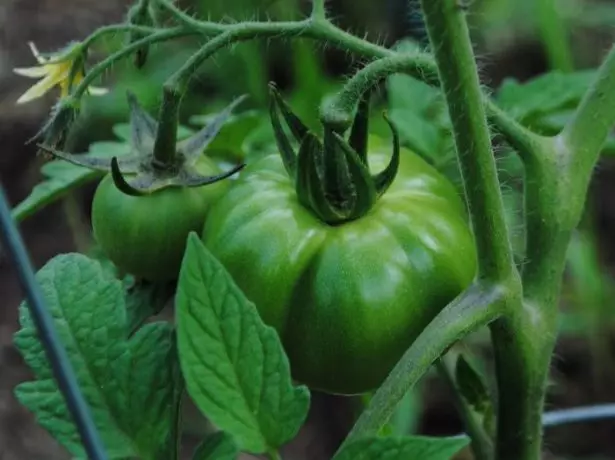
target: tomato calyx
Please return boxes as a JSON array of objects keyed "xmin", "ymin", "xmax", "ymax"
[
  {"xmin": 38, "ymin": 92, "xmax": 247, "ymax": 196},
  {"xmin": 269, "ymin": 83, "xmax": 400, "ymax": 225}
]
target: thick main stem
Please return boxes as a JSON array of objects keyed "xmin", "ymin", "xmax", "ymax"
[
  {"xmin": 419, "ymin": 0, "xmax": 515, "ymax": 280},
  {"xmin": 490, "ymin": 137, "xmax": 567, "ymax": 459}
]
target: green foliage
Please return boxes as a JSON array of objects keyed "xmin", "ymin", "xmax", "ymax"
[
  {"xmin": 11, "ymin": 141, "xmax": 127, "ymax": 222},
  {"xmin": 495, "ymin": 70, "xmax": 594, "ymax": 124},
  {"xmin": 192, "ymin": 431, "xmax": 239, "ymax": 460},
  {"xmin": 455, "ymin": 355, "xmax": 495, "ymax": 438},
  {"xmin": 12, "ymin": 109, "xmax": 262, "ymax": 223},
  {"xmin": 175, "ymin": 234, "xmax": 310, "ymax": 454},
  {"xmin": 14, "ymin": 254, "xmax": 182, "ymax": 459},
  {"xmin": 332, "ymin": 435, "xmax": 469, "ymax": 460},
  {"xmin": 123, "ymin": 278, "xmax": 175, "ymax": 334}
]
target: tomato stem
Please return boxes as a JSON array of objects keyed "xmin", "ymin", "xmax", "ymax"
[
  {"xmin": 535, "ymin": 0, "xmax": 574, "ymax": 73},
  {"xmin": 73, "ymin": 27, "xmax": 198, "ymax": 99},
  {"xmin": 152, "ymin": 84, "xmax": 181, "ymax": 166},
  {"xmin": 310, "ymin": 0, "xmax": 327, "ymax": 21},
  {"xmin": 340, "ymin": 282, "xmax": 504, "ymax": 449},
  {"xmin": 561, "ymin": 44, "xmax": 615, "ymax": 192},
  {"xmin": 419, "ymin": 0, "xmax": 515, "ymax": 281}
]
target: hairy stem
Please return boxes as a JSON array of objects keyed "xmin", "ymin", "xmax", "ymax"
[
  {"xmin": 74, "ymin": 27, "xmax": 197, "ymax": 99},
  {"xmin": 340, "ymin": 282, "xmax": 504, "ymax": 449},
  {"xmin": 166, "ymin": 21, "xmax": 312, "ymax": 92},
  {"xmin": 81, "ymin": 24, "xmax": 159, "ymax": 50},
  {"xmin": 491, "ymin": 99, "xmax": 564, "ymax": 460},
  {"xmin": 311, "ymin": 0, "xmax": 327, "ymax": 20},
  {"xmin": 152, "ymin": 84, "xmax": 181, "ymax": 165},
  {"xmin": 536, "ymin": 0, "xmax": 574, "ymax": 72},
  {"xmin": 419, "ymin": 0, "xmax": 515, "ymax": 281},
  {"xmin": 562, "ymin": 43, "xmax": 615, "ymax": 196},
  {"xmin": 321, "ymin": 53, "xmax": 542, "ymax": 165},
  {"xmin": 157, "ymin": 0, "xmax": 226, "ymax": 33},
  {"xmin": 320, "ymin": 53, "xmax": 438, "ymax": 130},
  {"xmin": 489, "ymin": 310, "xmax": 557, "ymax": 460}
]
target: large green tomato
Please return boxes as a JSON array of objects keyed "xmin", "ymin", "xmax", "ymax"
[
  {"xmin": 92, "ymin": 156, "xmax": 229, "ymax": 282},
  {"xmin": 202, "ymin": 138, "xmax": 478, "ymax": 395}
]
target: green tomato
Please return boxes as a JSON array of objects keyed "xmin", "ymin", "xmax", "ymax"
[
  {"xmin": 92, "ymin": 156, "xmax": 229, "ymax": 282},
  {"xmin": 202, "ymin": 137, "xmax": 478, "ymax": 395}
]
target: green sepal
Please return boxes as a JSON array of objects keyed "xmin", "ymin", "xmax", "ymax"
[
  {"xmin": 348, "ymin": 90, "xmax": 371, "ymax": 165},
  {"xmin": 322, "ymin": 127, "xmax": 354, "ymax": 211},
  {"xmin": 268, "ymin": 87, "xmax": 400, "ymax": 225},
  {"xmin": 295, "ymin": 130, "xmax": 378, "ymax": 225},
  {"xmin": 110, "ymin": 157, "xmax": 245, "ymax": 196},
  {"xmin": 295, "ymin": 132, "xmax": 342, "ymax": 223},
  {"xmin": 28, "ymin": 97, "xmax": 79, "ymax": 150},
  {"xmin": 269, "ymin": 83, "xmax": 309, "ymax": 142},
  {"xmin": 329, "ymin": 131, "xmax": 378, "ymax": 221},
  {"xmin": 41, "ymin": 92, "xmax": 246, "ymax": 195},
  {"xmin": 67, "ymin": 51, "xmax": 87, "ymax": 97},
  {"xmin": 177, "ymin": 95, "xmax": 247, "ymax": 161},
  {"xmin": 110, "ymin": 157, "xmax": 147, "ymax": 196},
  {"xmin": 269, "ymin": 84, "xmax": 300, "ymax": 176},
  {"xmin": 372, "ymin": 113, "xmax": 401, "ymax": 197},
  {"xmin": 127, "ymin": 91, "xmax": 157, "ymax": 155},
  {"xmin": 38, "ymin": 144, "xmax": 141, "ymax": 173}
]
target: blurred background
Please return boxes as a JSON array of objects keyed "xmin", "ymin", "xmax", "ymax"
[{"xmin": 2, "ymin": 0, "xmax": 615, "ymax": 458}]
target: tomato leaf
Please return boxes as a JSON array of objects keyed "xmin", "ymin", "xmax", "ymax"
[
  {"xmin": 495, "ymin": 70, "xmax": 595, "ymax": 123},
  {"xmin": 332, "ymin": 435, "xmax": 469, "ymax": 460},
  {"xmin": 454, "ymin": 354, "xmax": 496, "ymax": 439},
  {"xmin": 176, "ymin": 234, "xmax": 310, "ymax": 453},
  {"xmin": 192, "ymin": 431, "xmax": 239, "ymax": 460},
  {"xmin": 13, "ymin": 254, "xmax": 182, "ymax": 459},
  {"xmin": 12, "ymin": 141, "xmax": 129, "ymax": 222},
  {"xmin": 123, "ymin": 278, "xmax": 175, "ymax": 335}
]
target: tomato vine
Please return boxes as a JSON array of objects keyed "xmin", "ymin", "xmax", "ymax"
[{"xmin": 8, "ymin": 0, "xmax": 615, "ymax": 459}]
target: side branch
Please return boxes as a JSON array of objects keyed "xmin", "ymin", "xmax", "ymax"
[
  {"xmin": 562, "ymin": 43, "xmax": 615, "ymax": 183},
  {"xmin": 311, "ymin": 0, "xmax": 327, "ymax": 20},
  {"xmin": 74, "ymin": 27, "xmax": 198, "ymax": 98},
  {"xmin": 340, "ymin": 282, "xmax": 505, "ymax": 449},
  {"xmin": 320, "ymin": 54, "xmax": 439, "ymax": 129}
]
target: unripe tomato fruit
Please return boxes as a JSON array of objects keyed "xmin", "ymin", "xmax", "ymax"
[
  {"xmin": 202, "ymin": 137, "xmax": 478, "ymax": 395},
  {"xmin": 92, "ymin": 156, "xmax": 229, "ymax": 281}
]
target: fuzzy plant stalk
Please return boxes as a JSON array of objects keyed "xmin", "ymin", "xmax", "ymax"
[
  {"xmin": 419, "ymin": 2, "xmax": 615, "ymax": 459},
  {"xmin": 19, "ymin": 0, "xmax": 615, "ymax": 457}
]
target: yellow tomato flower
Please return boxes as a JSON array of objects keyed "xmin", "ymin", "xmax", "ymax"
[{"xmin": 14, "ymin": 42, "xmax": 108, "ymax": 104}]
